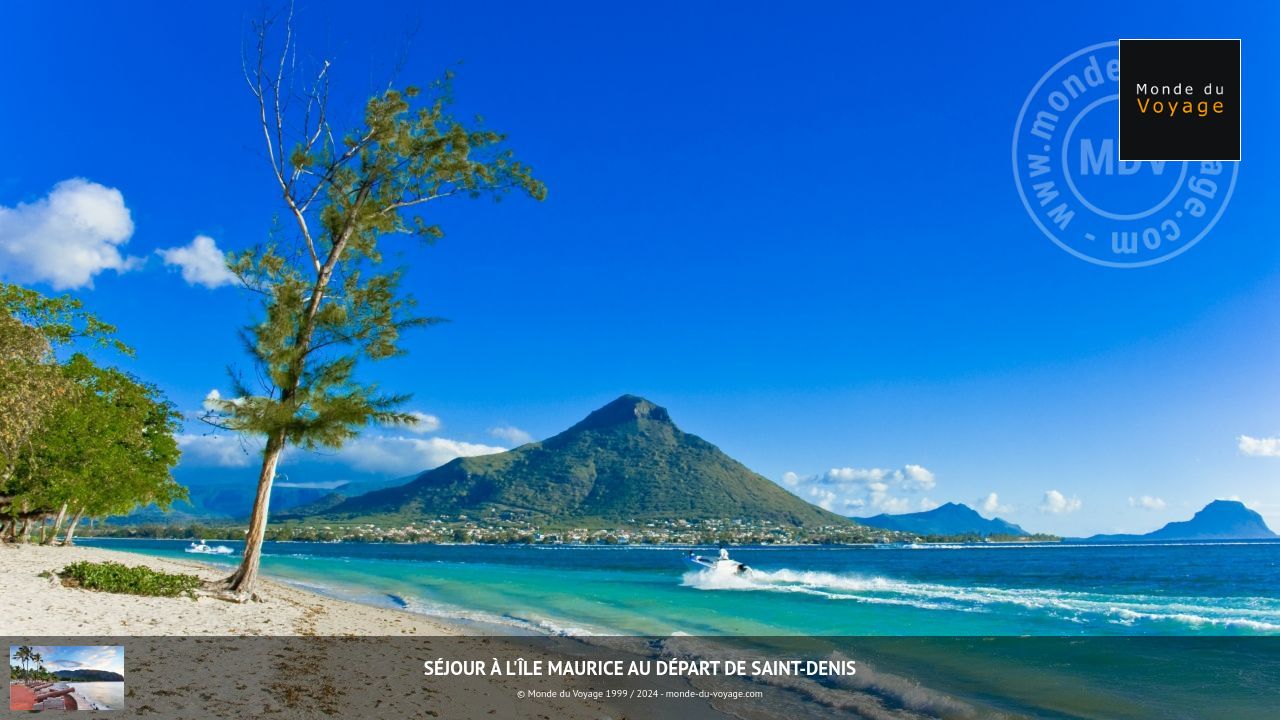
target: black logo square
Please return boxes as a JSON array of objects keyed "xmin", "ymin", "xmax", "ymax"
[{"xmin": 1119, "ymin": 39, "xmax": 1240, "ymax": 161}]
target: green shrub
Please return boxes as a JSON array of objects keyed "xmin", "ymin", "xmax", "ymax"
[{"xmin": 58, "ymin": 561, "xmax": 201, "ymax": 598}]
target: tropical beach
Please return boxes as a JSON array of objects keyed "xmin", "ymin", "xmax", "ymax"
[
  {"xmin": 8, "ymin": 644, "xmax": 123, "ymax": 711},
  {"xmin": 9, "ymin": 680, "xmax": 122, "ymax": 712},
  {"xmin": 3, "ymin": 1, "xmax": 1279, "ymax": 718},
  {"xmin": 1, "ymin": 544, "xmax": 458, "ymax": 637}
]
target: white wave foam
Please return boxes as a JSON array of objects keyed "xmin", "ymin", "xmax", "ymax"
[{"xmin": 681, "ymin": 567, "xmax": 1280, "ymax": 633}]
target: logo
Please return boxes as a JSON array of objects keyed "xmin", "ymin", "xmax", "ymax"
[
  {"xmin": 1012, "ymin": 42, "xmax": 1237, "ymax": 268},
  {"xmin": 1119, "ymin": 39, "xmax": 1240, "ymax": 161}
]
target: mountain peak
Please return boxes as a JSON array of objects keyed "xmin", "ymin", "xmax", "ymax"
[
  {"xmin": 315, "ymin": 394, "xmax": 847, "ymax": 527},
  {"xmin": 570, "ymin": 394, "xmax": 672, "ymax": 431},
  {"xmin": 1086, "ymin": 499, "xmax": 1276, "ymax": 542}
]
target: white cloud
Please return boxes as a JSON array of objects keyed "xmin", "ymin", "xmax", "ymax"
[
  {"xmin": 1128, "ymin": 495, "xmax": 1167, "ymax": 510},
  {"xmin": 324, "ymin": 435, "xmax": 506, "ymax": 475},
  {"xmin": 782, "ymin": 464, "xmax": 938, "ymax": 515},
  {"xmin": 157, "ymin": 234, "xmax": 235, "ymax": 288},
  {"xmin": 177, "ymin": 429, "xmax": 506, "ymax": 477},
  {"xmin": 978, "ymin": 492, "xmax": 1011, "ymax": 515},
  {"xmin": 404, "ymin": 411, "xmax": 442, "ymax": 434},
  {"xmin": 1040, "ymin": 490, "xmax": 1082, "ymax": 514},
  {"xmin": 1239, "ymin": 435, "xmax": 1280, "ymax": 457},
  {"xmin": 177, "ymin": 433, "xmax": 263, "ymax": 468},
  {"xmin": 488, "ymin": 425, "xmax": 534, "ymax": 445},
  {"xmin": 0, "ymin": 178, "xmax": 138, "ymax": 289},
  {"xmin": 201, "ymin": 388, "xmax": 246, "ymax": 412},
  {"xmin": 202, "ymin": 389, "xmax": 224, "ymax": 412}
]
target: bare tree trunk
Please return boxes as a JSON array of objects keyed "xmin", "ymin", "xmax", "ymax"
[
  {"xmin": 43, "ymin": 503, "xmax": 68, "ymax": 545},
  {"xmin": 224, "ymin": 430, "xmax": 286, "ymax": 597},
  {"xmin": 63, "ymin": 508, "xmax": 86, "ymax": 546},
  {"xmin": 19, "ymin": 517, "xmax": 31, "ymax": 543}
]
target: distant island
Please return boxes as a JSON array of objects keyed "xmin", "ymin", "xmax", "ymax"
[
  {"xmin": 1083, "ymin": 500, "xmax": 1277, "ymax": 542},
  {"xmin": 52, "ymin": 669, "xmax": 124, "ymax": 682},
  {"xmin": 857, "ymin": 502, "xmax": 1030, "ymax": 538}
]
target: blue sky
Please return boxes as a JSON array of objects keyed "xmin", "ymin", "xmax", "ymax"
[
  {"xmin": 9, "ymin": 646, "xmax": 124, "ymax": 676},
  {"xmin": 2, "ymin": 1, "xmax": 1278, "ymax": 535}
]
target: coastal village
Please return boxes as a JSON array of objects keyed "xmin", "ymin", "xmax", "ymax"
[{"xmin": 85, "ymin": 513, "xmax": 1058, "ymax": 546}]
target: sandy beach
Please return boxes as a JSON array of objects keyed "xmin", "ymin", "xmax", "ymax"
[
  {"xmin": 0, "ymin": 542, "xmax": 462, "ymax": 636},
  {"xmin": 1, "ymin": 543, "xmax": 666, "ymax": 719}
]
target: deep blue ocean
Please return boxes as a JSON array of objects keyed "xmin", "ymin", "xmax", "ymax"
[{"xmin": 80, "ymin": 538, "xmax": 1280, "ymax": 636}]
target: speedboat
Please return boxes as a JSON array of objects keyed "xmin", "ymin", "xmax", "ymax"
[
  {"xmin": 684, "ymin": 548, "xmax": 751, "ymax": 576},
  {"xmin": 185, "ymin": 539, "xmax": 234, "ymax": 555}
]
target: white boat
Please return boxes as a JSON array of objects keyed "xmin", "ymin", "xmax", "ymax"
[
  {"xmin": 684, "ymin": 548, "xmax": 752, "ymax": 576},
  {"xmin": 185, "ymin": 539, "xmax": 234, "ymax": 555}
]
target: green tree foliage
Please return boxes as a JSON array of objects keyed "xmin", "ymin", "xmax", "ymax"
[
  {"xmin": 204, "ymin": 11, "xmax": 544, "ymax": 596},
  {"xmin": 0, "ymin": 283, "xmax": 132, "ymax": 354},
  {"xmin": 0, "ymin": 283, "xmax": 183, "ymax": 543},
  {"xmin": 23, "ymin": 356, "xmax": 185, "ymax": 543},
  {"xmin": 0, "ymin": 281, "xmax": 131, "ymax": 493},
  {"xmin": 0, "ymin": 313, "xmax": 65, "ymax": 484}
]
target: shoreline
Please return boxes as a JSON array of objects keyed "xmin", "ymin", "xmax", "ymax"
[
  {"xmin": 1, "ymin": 543, "xmax": 721, "ymax": 719},
  {"xmin": 0, "ymin": 543, "xmax": 467, "ymax": 636}
]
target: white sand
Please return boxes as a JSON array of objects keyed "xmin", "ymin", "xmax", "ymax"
[
  {"xmin": 0, "ymin": 542, "xmax": 713, "ymax": 718},
  {"xmin": 0, "ymin": 542, "xmax": 461, "ymax": 636}
]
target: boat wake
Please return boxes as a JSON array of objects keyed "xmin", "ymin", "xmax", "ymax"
[{"xmin": 682, "ymin": 567, "xmax": 1280, "ymax": 633}]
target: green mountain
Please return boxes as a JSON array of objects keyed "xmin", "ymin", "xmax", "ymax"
[{"xmin": 303, "ymin": 395, "xmax": 849, "ymax": 527}]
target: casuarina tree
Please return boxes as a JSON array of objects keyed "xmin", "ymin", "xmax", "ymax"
[{"xmin": 203, "ymin": 7, "xmax": 544, "ymax": 597}]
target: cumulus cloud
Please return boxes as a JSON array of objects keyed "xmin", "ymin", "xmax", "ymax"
[
  {"xmin": 157, "ymin": 234, "xmax": 235, "ymax": 288},
  {"xmin": 0, "ymin": 178, "xmax": 138, "ymax": 289},
  {"xmin": 178, "ymin": 429, "xmax": 505, "ymax": 476},
  {"xmin": 324, "ymin": 435, "xmax": 505, "ymax": 475},
  {"xmin": 176, "ymin": 433, "xmax": 263, "ymax": 468},
  {"xmin": 201, "ymin": 388, "xmax": 247, "ymax": 413},
  {"xmin": 782, "ymin": 464, "xmax": 938, "ymax": 515},
  {"xmin": 402, "ymin": 411, "xmax": 442, "ymax": 434},
  {"xmin": 978, "ymin": 492, "xmax": 1012, "ymax": 515},
  {"xmin": 1238, "ymin": 435, "xmax": 1280, "ymax": 457},
  {"xmin": 1039, "ymin": 490, "xmax": 1082, "ymax": 514},
  {"xmin": 1129, "ymin": 495, "xmax": 1167, "ymax": 510},
  {"xmin": 488, "ymin": 425, "xmax": 534, "ymax": 445}
]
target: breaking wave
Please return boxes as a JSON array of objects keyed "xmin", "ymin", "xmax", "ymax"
[{"xmin": 682, "ymin": 568, "xmax": 1280, "ymax": 633}]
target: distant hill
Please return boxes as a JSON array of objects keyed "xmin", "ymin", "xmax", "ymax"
[
  {"xmin": 856, "ymin": 502, "xmax": 1029, "ymax": 537},
  {"xmin": 298, "ymin": 395, "xmax": 850, "ymax": 528},
  {"xmin": 53, "ymin": 669, "xmax": 123, "ymax": 682},
  {"xmin": 1085, "ymin": 500, "xmax": 1277, "ymax": 542},
  {"xmin": 117, "ymin": 475, "xmax": 412, "ymax": 523}
]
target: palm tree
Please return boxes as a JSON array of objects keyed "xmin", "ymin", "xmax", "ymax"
[{"xmin": 14, "ymin": 645, "xmax": 32, "ymax": 682}]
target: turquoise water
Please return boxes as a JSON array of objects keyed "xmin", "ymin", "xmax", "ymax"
[{"xmin": 81, "ymin": 539, "xmax": 1280, "ymax": 636}]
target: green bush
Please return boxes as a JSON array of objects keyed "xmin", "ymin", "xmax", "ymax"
[{"xmin": 58, "ymin": 561, "xmax": 201, "ymax": 598}]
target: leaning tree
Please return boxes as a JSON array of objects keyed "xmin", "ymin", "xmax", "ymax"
[{"xmin": 203, "ymin": 9, "xmax": 544, "ymax": 597}]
